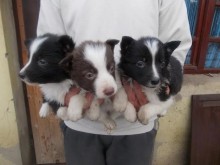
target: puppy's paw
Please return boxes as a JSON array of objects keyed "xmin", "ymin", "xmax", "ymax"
[
  {"xmin": 103, "ymin": 118, "xmax": 116, "ymax": 131},
  {"xmin": 137, "ymin": 105, "xmax": 150, "ymax": 125},
  {"xmin": 68, "ymin": 109, "xmax": 83, "ymax": 121},
  {"xmin": 57, "ymin": 107, "xmax": 68, "ymax": 120},
  {"xmin": 124, "ymin": 102, "xmax": 137, "ymax": 122},
  {"xmin": 67, "ymin": 95, "xmax": 84, "ymax": 121},
  {"xmin": 87, "ymin": 109, "xmax": 100, "ymax": 121},
  {"xmin": 113, "ymin": 88, "xmax": 128, "ymax": 112},
  {"xmin": 39, "ymin": 103, "xmax": 51, "ymax": 118},
  {"xmin": 87, "ymin": 101, "xmax": 100, "ymax": 120},
  {"xmin": 138, "ymin": 104, "xmax": 161, "ymax": 124}
]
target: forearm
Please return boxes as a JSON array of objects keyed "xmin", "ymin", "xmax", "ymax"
[
  {"xmin": 159, "ymin": 0, "xmax": 192, "ymax": 66},
  {"xmin": 37, "ymin": 0, "xmax": 66, "ymax": 36}
]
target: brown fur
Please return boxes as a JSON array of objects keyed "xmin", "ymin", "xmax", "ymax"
[{"xmin": 60, "ymin": 40, "xmax": 119, "ymax": 93}]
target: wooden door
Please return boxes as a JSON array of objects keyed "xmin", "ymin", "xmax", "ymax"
[
  {"xmin": 13, "ymin": 0, "xmax": 65, "ymax": 164},
  {"xmin": 190, "ymin": 94, "xmax": 220, "ymax": 165}
]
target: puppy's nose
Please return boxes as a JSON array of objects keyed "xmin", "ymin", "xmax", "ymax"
[
  {"xmin": 151, "ymin": 78, "xmax": 160, "ymax": 86},
  {"xmin": 103, "ymin": 87, "xmax": 115, "ymax": 96},
  {"xmin": 19, "ymin": 72, "xmax": 25, "ymax": 79}
]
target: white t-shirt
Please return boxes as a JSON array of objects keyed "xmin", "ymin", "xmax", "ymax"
[{"xmin": 37, "ymin": 0, "xmax": 192, "ymax": 135}]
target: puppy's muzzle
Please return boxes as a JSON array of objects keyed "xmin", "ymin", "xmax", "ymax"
[
  {"xmin": 19, "ymin": 72, "xmax": 26, "ymax": 79},
  {"xmin": 150, "ymin": 77, "xmax": 160, "ymax": 86},
  {"xmin": 103, "ymin": 87, "xmax": 115, "ymax": 96}
]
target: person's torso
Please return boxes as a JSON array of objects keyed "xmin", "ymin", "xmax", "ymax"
[
  {"xmin": 59, "ymin": 0, "xmax": 160, "ymax": 135},
  {"xmin": 60, "ymin": 0, "xmax": 160, "ymax": 44}
]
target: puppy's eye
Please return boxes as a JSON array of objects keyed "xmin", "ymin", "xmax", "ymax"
[
  {"xmin": 136, "ymin": 61, "xmax": 145, "ymax": 68},
  {"xmin": 85, "ymin": 72, "xmax": 96, "ymax": 80},
  {"xmin": 38, "ymin": 59, "xmax": 48, "ymax": 66},
  {"xmin": 160, "ymin": 61, "xmax": 166, "ymax": 68},
  {"xmin": 109, "ymin": 65, "xmax": 115, "ymax": 73}
]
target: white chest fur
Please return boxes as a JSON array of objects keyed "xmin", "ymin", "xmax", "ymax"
[
  {"xmin": 136, "ymin": 86, "xmax": 174, "ymax": 124},
  {"xmin": 39, "ymin": 79, "xmax": 73, "ymax": 105},
  {"xmin": 142, "ymin": 87, "xmax": 161, "ymax": 104}
]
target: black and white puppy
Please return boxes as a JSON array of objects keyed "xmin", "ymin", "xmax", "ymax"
[
  {"xmin": 19, "ymin": 33, "xmax": 75, "ymax": 119},
  {"xmin": 119, "ymin": 36, "xmax": 182, "ymax": 124},
  {"xmin": 60, "ymin": 40, "xmax": 120, "ymax": 130}
]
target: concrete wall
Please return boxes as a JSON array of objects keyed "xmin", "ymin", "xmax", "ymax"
[
  {"xmin": 0, "ymin": 10, "xmax": 22, "ymax": 165},
  {"xmin": 153, "ymin": 74, "xmax": 220, "ymax": 165}
]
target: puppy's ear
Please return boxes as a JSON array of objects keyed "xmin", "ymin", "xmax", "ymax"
[
  {"xmin": 164, "ymin": 41, "xmax": 181, "ymax": 57},
  {"xmin": 24, "ymin": 39, "xmax": 33, "ymax": 49},
  {"xmin": 120, "ymin": 36, "xmax": 135, "ymax": 53},
  {"xmin": 59, "ymin": 54, "xmax": 73, "ymax": 73},
  {"xmin": 58, "ymin": 35, "xmax": 75, "ymax": 53},
  {"xmin": 106, "ymin": 39, "xmax": 119, "ymax": 51}
]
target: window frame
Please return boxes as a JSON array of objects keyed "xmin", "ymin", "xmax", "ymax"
[{"xmin": 185, "ymin": 0, "xmax": 220, "ymax": 74}]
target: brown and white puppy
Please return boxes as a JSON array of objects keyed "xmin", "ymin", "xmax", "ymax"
[{"xmin": 60, "ymin": 40, "xmax": 119, "ymax": 130}]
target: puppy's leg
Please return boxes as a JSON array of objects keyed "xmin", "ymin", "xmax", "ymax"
[
  {"xmin": 158, "ymin": 109, "xmax": 168, "ymax": 117},
  {"xmin": 67, "ymin": 95, "xmax": 85, "ymax": 121},
  {"xmin": 138, "ymin": 104, "xmax": 161, "ymax": 125},
  {"xmin": 157, "ymin": 97, "xmax": 173, "ymax": 117},
  {"xmin": 86, "ymin": 98, "xmax": 100, "ymax": 121},
  {"xmin": 138, "ymin": 98, "xmax": 173, "ymax": 125},
  {"xmin": 39, "ymin": 102, "xmax": 51, "ymax": 118},
  {"xmin": 124, "ymin": 102, "xmax": 137, "ymax": 122},
  {"xmin": 98, "ymin": 111, "xmax": 116, "ymax": 134},
  {"xmin": 113, "ymin": 87, "xmax": 128, "ymax": 112},
  {"xmin": 57, "ymin": 106, "xmax": 68, "ymax": 120},
  {"xmin": 98, "ymin": 99, "xmax": 117, "ymax": 133}
]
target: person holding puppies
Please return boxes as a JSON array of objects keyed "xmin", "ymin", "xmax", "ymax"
[{"xmin": 37, "ymin": 0, "xmax": 192, "ymax": 164}]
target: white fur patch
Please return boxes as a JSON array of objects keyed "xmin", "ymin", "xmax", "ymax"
[
  {"xmin": 137, "ymin": 87, "xmax": 174, "ymax": 124},
  {"xmin": 142, "ymin": 87, "xmax": 160, "ymax": 103},
  {"xmin": 98, "ymin": 110, "xmax": 116, "ymax": 132},
  {"xmin": 39, "ymin": 102, "xmax": 51, "ymax": 118},
  {"xmin": 20, "ymin": 37, "xmax": 48, "ymax": 74},
  {"xmin": 67, "ymin": 94, "xmax": 85, "ymax": 121},
  {"xmin": 113, "ymin": 87, "xmax": 128, "ymax": 112},
  {"xmin": 57, "ymin": 107, "xmax": 69, "ymax": 120},
  {"xmin": 138, "ymin": 97, "xmax": 173, "ymax": 124},
  {"xmin": 40, "ymin": 79, "xmax": 73, "ymax": 104},
  {"xmin": 84, "ymin": 44, "xmax": 117, "ymax": 98},
  {"xmin": 144, "ymin": 40, "xmax": 159, "ymax": 78},
  {"xmin": 84, "ymin": 44, "xmax": 107, "ymax": 66},
  {"xmin": 86, "ymin": 98, "xmax": 100, "ymax": 120},
  {"xmin": 124, "ymin": 102, "xmax": 137, "ymax": 122}
]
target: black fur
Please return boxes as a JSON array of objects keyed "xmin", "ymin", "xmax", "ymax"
[
  {"xmin": 119, "ymin": 36, "xmax": 183, "ymax": 101},
  {"xmin": 19, "ymin": 33, "xmax": 75, "ymax": 115},
  {"xmin": 42, "ymin": 96, "xmax": 60, "ymax": 112},
  {"xmin": 20, "ymin": 33, "xmax": 74, "ymax": 84}
]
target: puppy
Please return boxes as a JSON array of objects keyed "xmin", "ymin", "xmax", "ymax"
[
  {"xmin": 59, "ymin": 40, "xmax": 120, "ymax": 130},
  {"xmin": 118, "ymin": 36, "xmax": 182, "ymax": 124},
  {"xmin": 19, "ymin": 33, "xmax": 75, "ymax": 119}
]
